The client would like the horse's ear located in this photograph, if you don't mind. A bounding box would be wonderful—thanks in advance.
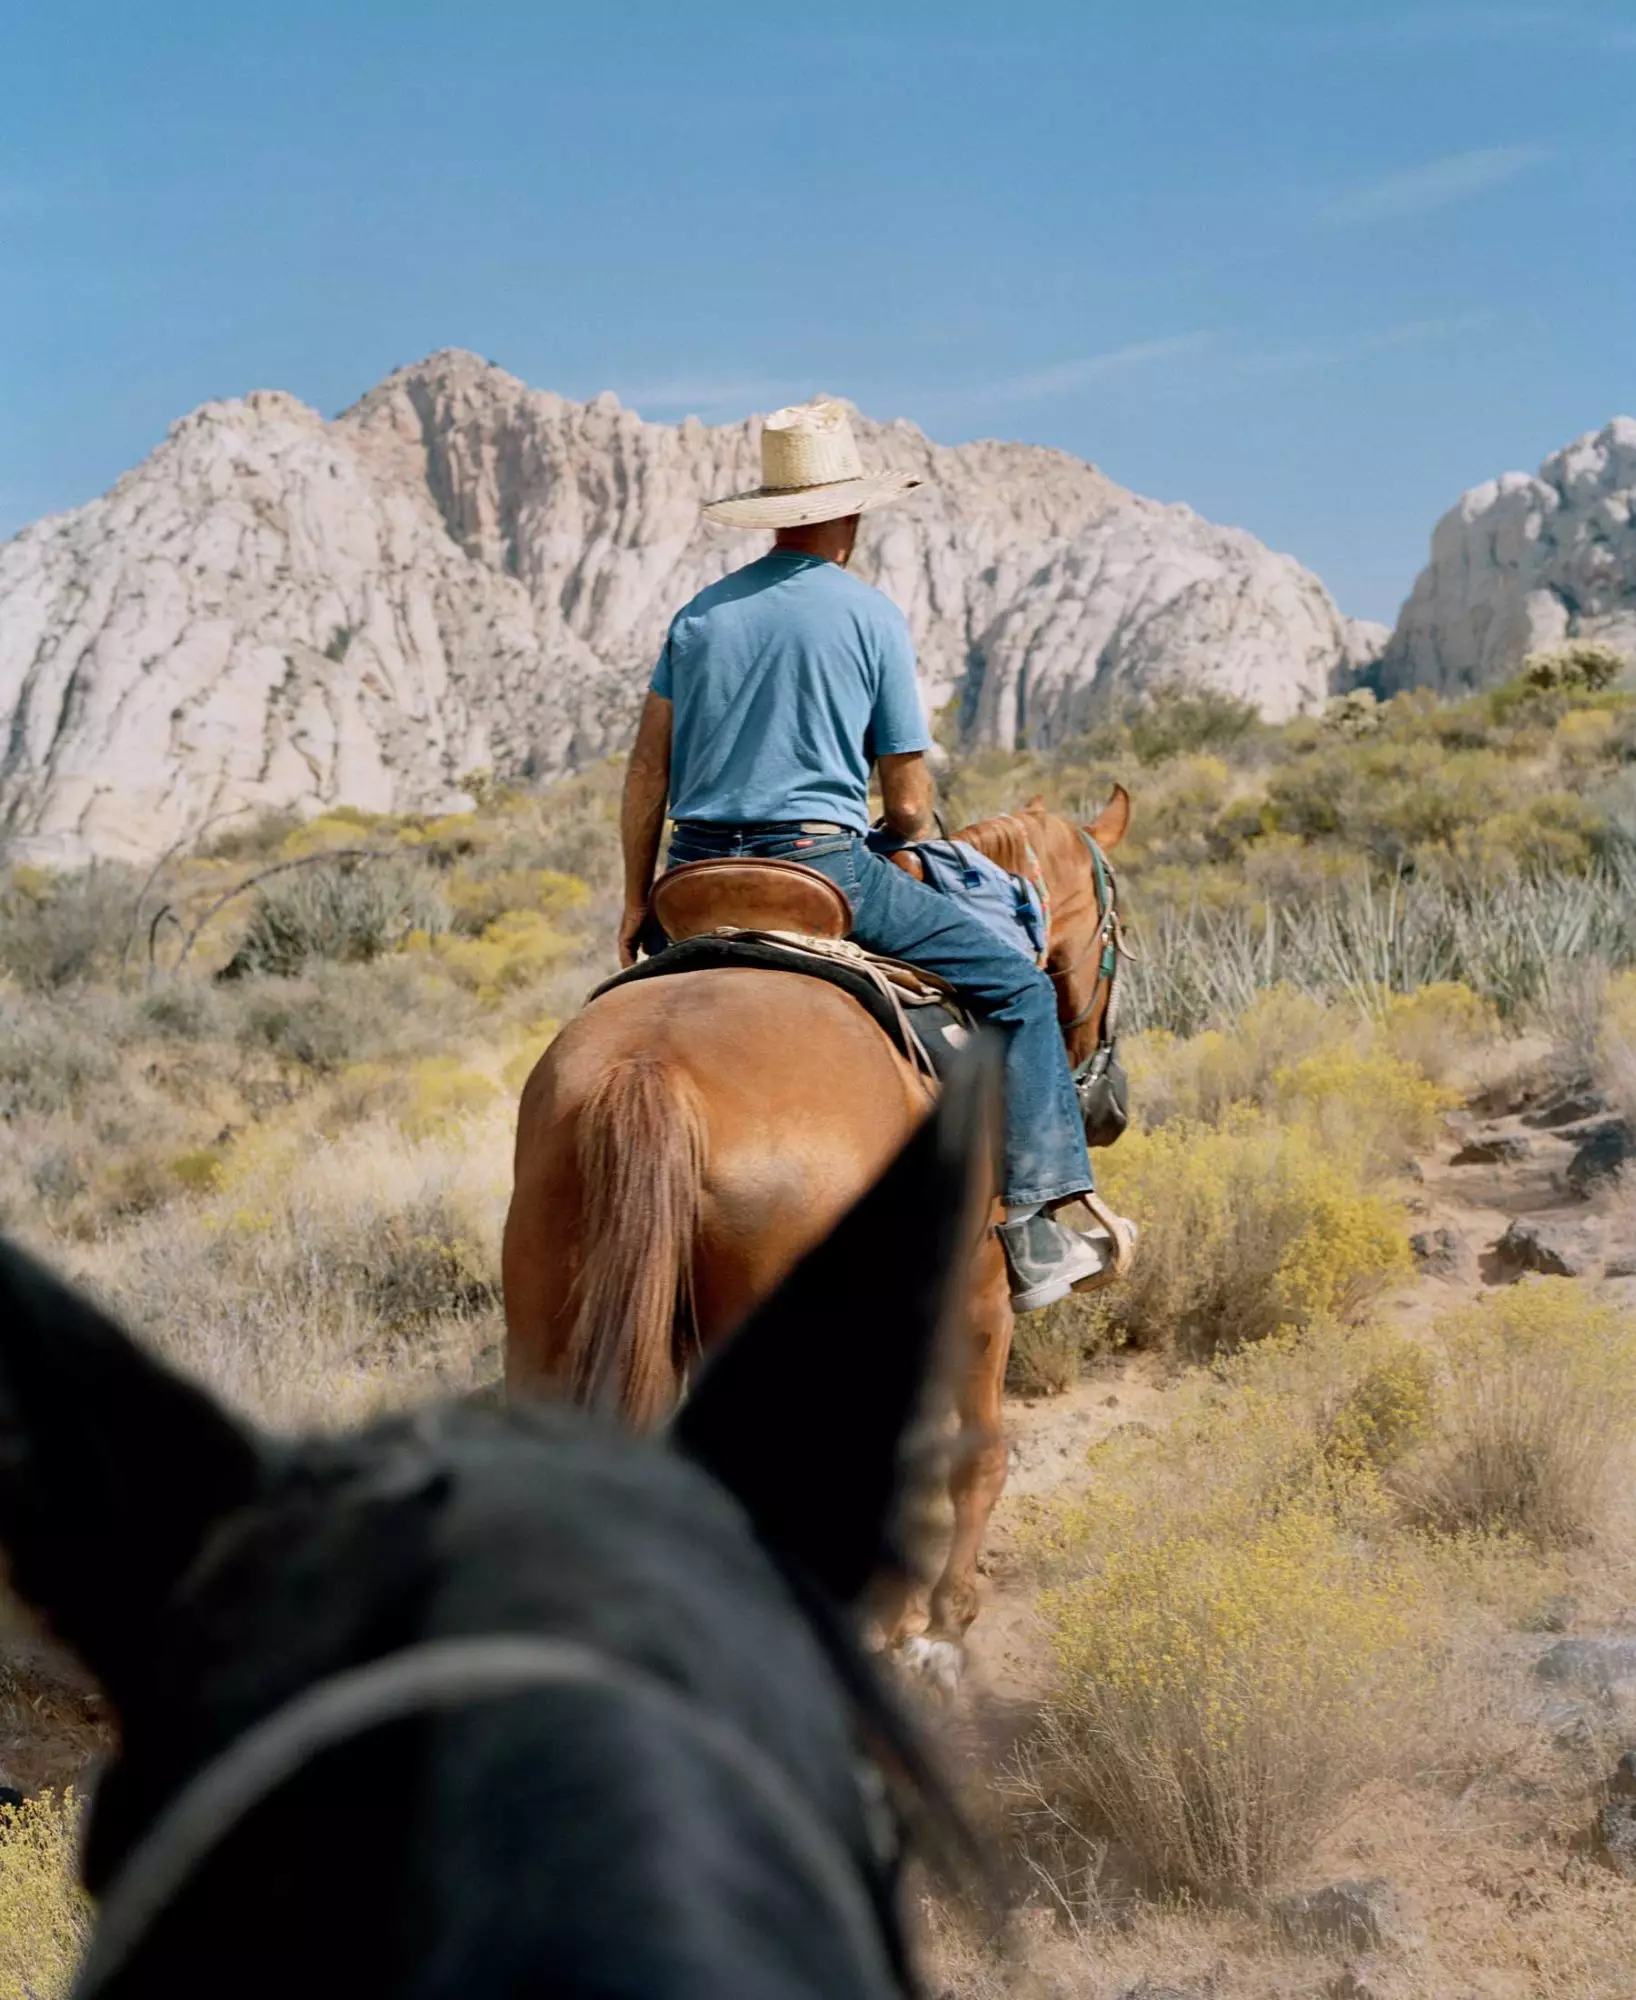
[0,1241,267,1695]
[1085,783,1130,852]
[671,1045,996,1606]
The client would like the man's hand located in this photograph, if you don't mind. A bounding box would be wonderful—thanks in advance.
[878,751,937,843]
[619,692,673,965]
[617,902,647,969]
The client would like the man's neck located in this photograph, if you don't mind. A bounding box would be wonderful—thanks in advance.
[772,517,858,567]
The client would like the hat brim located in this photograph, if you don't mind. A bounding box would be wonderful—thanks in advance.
[702,470,924,530]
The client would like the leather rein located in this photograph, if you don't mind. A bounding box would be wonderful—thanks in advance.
[75,1635,898,1997]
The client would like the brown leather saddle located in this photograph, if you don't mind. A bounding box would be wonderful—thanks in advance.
[649,857,852,943]
[594,859,971,1079]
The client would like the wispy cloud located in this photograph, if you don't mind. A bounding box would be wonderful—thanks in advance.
[946,334,1214,410]
[1235,313,1494,376]
[1321,145,1552,225]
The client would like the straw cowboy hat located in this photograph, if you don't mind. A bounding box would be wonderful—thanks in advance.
[703,397,925,530]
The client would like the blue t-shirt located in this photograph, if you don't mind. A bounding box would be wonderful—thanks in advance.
[650,550,930,832]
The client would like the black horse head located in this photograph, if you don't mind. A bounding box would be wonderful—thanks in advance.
[0,1060,991,1999]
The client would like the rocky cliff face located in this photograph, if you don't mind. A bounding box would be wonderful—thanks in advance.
[1379,417,1636,696]
[0,350,1378,864]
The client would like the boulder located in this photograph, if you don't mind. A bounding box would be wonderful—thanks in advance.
[1409,1228,1474,1281]
[1492,1219,1596,1279]
[1595,1799,1636,1880]
[1450,1135,1531,1166]
[1566,1121,1635,1198]
[1377,417,1636,696]
[1534,1638,1636,1694]
[1273,1879,1411,1953]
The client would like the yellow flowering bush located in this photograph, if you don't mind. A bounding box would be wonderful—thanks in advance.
[0,1790,91,1999]
[444,866,590,937]
[1398,1280,1636,1545]
[422,909,577,1002]
[1378,980,1502,1087]
[1036,1504,1434,1895]
[1274,1041,1455,1174]
[1094,1116,1410,1356]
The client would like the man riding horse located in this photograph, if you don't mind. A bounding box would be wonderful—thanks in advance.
[617,397,1135,1314]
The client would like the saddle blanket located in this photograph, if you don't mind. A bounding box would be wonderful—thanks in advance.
[592,932,973,1081]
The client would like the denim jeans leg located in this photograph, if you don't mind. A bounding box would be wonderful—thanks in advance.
[798,839,1093,1207]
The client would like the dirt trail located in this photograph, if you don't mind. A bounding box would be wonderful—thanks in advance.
[931,1073,1636,1994]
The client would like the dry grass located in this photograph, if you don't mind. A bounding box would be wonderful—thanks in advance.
[1396,1282,1636,1547]
[0,1790,92,2000]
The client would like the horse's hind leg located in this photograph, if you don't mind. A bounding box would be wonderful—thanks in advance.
[897,1235,1013,1689]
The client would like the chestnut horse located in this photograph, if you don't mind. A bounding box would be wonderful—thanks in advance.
[503,788,1130,1668]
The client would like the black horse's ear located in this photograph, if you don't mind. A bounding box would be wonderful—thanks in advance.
[0,1241,267,1695]
[672,1043,996,1605]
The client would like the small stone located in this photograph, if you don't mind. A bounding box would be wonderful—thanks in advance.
[1493,1218,1595,1279]
[1451,1134,1532,1166]
[1534,1638,1636,1693]
[1273,1878,1407,1953]
[1521,1592,1578,1634]
[1567,1121,1636,1198]
[1324,1974,1380,2000]
[1595,1799,1636,1880]
[1611,1749,1636,1799]
[1410,1226,1472,1279]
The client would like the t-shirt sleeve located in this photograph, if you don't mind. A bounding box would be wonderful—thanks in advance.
[650,626,675,700]
[868,607,931,755]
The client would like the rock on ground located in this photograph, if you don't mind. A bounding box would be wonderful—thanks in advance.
[1492,1217,1599,1279]
[1,350,1378,865]
[1272,1879,1414,1954]
[1377,415,1636,695]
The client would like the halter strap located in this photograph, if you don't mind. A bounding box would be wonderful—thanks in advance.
[77,1635,897,1998]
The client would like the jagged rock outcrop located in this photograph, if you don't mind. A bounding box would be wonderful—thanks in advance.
[0,350,1376,864]
[1379,417,1636,696]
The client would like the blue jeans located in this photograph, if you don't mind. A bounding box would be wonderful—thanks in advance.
[665,824,1094,1208]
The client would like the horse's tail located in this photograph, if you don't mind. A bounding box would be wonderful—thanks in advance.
[567,1052,706,1428]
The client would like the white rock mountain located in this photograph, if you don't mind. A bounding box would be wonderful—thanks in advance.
[0,350,1382,864]
[1379,417,1636,696]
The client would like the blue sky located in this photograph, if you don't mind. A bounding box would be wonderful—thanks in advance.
[4,1,1635,623]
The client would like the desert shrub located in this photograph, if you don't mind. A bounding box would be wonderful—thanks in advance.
[1399,1282,1636,1546]
[423,910,580,1001]
[444,866,590,937]
[138,981,228,1040]
[0,994,121,1117]
[227,857,448,977]
[1092,1118,1409,1356]
[1378,980,1501,1087]
[1522,640,1626,694]
[1319,1335,1439,1474]
[0,863,138,990]
[0,1789,91,1998]
[1274,1041,1454,1173]
[1125,684,1263,766]
[1032,1500,1432,1895]
[1007,1299,1093,1397]
[1596,966,1636,1124]
[1127,986,1344,1129]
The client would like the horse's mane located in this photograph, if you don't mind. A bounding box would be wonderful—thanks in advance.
[948,807,1052,875]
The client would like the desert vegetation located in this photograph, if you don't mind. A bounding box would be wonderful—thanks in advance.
[3,651,1636,1995]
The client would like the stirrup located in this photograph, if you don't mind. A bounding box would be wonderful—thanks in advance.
[1056,1192,1138,1295]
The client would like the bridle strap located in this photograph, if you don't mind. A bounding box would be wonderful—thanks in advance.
[1056,828,1129,1037]
[77,1635,896,1998]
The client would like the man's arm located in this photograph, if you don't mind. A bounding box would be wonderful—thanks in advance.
[618,692,673,967]
[878,750,936,843]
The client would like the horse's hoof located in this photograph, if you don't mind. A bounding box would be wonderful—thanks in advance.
[893,1633,965,1694]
